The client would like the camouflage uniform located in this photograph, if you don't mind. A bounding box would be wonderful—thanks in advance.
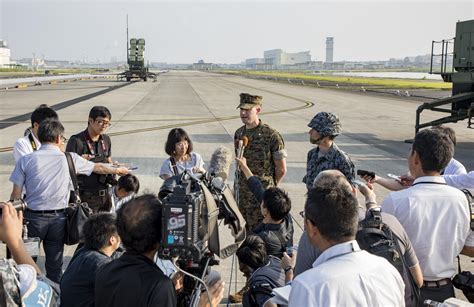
[303,111,355,189]
[0,258,21,306]
[303,143,355,190]
[235,120,286,231]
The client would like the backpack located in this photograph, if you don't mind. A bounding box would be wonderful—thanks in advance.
[356,209,420,306]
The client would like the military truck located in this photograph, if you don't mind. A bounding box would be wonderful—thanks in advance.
[118,38,157,82]
[414,19,474,133]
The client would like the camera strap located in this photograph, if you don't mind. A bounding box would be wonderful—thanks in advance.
[461,189,474,231]
[83,130,107,156]
[28,133,38,151]
[65,152,81,204]
[170,157,179,176]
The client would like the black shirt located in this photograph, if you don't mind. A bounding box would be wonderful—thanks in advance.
[254,215,294,258]
[60,247,111,307]
[66,130,111,190]
[243,256,285,307]
[95,252,177,307]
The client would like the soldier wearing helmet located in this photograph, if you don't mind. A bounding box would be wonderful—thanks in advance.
[303,112,355,190]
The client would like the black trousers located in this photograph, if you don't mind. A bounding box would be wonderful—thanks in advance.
[419,282,455,306]
[24,210,66,283]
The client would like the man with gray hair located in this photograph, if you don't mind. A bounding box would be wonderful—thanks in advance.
[9,119,129,283]
[287,179,404,306]
[288,170,422,306]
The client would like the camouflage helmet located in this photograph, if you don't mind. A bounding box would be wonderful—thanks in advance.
[307,112,341,137]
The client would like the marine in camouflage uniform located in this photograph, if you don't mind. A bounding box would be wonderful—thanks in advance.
[303,112,355,190]
[234,93,287,231]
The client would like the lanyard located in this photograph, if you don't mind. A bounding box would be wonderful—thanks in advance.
[412,181,446,186]
[83,130,107,156]
[28,133,37,151]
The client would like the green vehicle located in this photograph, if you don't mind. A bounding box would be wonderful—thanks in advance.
[118,38,157,82]
[414,19,474,133]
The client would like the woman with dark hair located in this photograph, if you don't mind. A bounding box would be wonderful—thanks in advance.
[159,128,205,180]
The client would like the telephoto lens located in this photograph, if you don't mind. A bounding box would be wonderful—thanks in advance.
[0,199,27,215]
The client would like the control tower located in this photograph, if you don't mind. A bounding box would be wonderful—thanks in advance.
[326,37,334,63]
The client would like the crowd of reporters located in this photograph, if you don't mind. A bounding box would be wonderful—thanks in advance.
[1,102,474,307]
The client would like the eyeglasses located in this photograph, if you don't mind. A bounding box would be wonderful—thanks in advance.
[95,119,111,127]
[61,136,68,144]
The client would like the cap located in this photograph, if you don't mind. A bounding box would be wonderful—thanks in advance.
[237,93,263,109]
[307,112,341,137]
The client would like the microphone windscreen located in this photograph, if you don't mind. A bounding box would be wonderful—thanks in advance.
[242,136,249,147]
[208,146,233,181]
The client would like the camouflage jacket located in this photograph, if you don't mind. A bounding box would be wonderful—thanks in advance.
[303,142,355,189]
[234,120,287,186]
[0,258,21,307]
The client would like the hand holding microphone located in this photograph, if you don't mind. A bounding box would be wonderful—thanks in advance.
[236,136,249,159]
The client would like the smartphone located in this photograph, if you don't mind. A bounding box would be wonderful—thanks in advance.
[286,245,298,257]
[352,179,367,187]
[357,169,375,180]
[387,173,401,181]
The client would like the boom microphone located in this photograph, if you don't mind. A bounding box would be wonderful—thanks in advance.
[208,146,233,181]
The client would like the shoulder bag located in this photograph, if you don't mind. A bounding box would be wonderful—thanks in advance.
[64,152,93,245]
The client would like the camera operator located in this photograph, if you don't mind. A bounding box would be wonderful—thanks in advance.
[95,194,225,307]
[66,106,115,213]
[9,119,129,283]
[0,202,59,306]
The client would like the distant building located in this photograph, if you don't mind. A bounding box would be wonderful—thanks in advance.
[245,58,265,68]
[193,62,214,70]
[326,37,334,63]
[262,49,311,68]
[0,40,11,67]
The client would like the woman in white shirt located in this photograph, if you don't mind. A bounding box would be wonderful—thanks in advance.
[159,128,205,180]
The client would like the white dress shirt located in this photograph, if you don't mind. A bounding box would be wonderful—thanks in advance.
[382,176,474,280]
[10,144,95,210]
[13,133,41,162]
[444,171,474,190]
[288,240,405,307]
[443,158,466,175]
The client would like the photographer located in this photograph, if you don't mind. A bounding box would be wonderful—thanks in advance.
[0,202,59,306]
[66,106,115,213]
[95,194,224,307]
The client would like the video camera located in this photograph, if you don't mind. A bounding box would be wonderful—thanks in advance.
[158,170,246,264]
[0,199,27,216]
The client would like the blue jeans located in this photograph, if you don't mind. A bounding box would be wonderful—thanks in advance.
[25,210,66,283]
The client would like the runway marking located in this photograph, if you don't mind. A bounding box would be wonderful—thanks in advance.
[0,82,133,130]
[0,75,314,152]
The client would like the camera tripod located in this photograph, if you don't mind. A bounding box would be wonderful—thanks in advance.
[176,253,219,307]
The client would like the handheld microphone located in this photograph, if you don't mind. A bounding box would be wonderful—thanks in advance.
[208,146,233,181]
[237,136,249,159]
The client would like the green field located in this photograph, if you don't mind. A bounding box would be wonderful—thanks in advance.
[219,70,452,90]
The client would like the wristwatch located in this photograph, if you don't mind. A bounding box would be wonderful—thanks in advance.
[284,266,294,273]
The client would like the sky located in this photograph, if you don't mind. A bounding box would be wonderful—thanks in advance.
[1,0,472,63]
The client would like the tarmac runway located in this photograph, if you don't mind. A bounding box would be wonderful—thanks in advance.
[0,70,473,302]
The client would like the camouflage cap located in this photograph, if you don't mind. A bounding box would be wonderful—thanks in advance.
[308,112,341,137]
[237,93,263,109]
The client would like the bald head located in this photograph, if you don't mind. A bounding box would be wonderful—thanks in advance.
[313,170,353,193]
